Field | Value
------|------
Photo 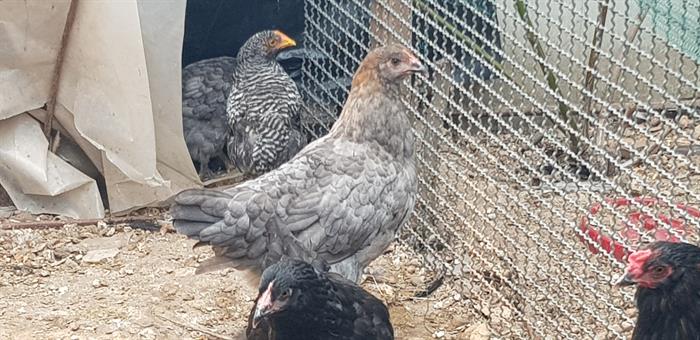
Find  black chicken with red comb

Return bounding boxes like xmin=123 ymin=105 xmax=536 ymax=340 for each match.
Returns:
xmin=616 ymin=241 xmax=700 ymax=340
xmin=243 ymin=258 xmax=394 ymax=340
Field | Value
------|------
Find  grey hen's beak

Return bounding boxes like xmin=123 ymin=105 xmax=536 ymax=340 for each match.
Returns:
xmin=405 ymin=53 xmax=427 ymax=75
xmin=614 ymin=271 xmax=637 ymax=287
xmin=409 ymin=57 xmax=428 ymax=76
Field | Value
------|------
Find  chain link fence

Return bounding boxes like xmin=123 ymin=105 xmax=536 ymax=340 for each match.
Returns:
xmin=299 ymin=0 xmax=700 ymax=338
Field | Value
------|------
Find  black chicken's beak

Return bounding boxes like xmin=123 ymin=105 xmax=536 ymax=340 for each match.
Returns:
xmin=252 ymin=306 xmax=268 ymax=328
xmin=252 ymin=282 xmax=274 ymax=328
xmin=615 ymin=272 xmax=637 ymax=287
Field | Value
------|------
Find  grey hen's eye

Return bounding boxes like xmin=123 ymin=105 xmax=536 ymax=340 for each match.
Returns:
xmin=390 ymin=57 xmax=400 ymax=66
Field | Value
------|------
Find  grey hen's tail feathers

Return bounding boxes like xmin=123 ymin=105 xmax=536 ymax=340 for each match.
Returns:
xmin=170 ymin=188 xmax=325 ymax=280
xmin=170 ymin=188 xmax=233 ymax=239
xmin=171 ymin=188 xmax=271 ymax=279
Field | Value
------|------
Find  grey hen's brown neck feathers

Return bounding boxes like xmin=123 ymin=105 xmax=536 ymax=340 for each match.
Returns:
xmin=329 ymin=76 xmax=413 ymax=161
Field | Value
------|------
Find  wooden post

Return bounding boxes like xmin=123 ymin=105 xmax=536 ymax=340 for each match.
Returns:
xmin=43 ymin=0 xmax=80 ymax=151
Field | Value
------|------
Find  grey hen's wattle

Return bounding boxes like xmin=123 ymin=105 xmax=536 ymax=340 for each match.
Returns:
xmin=226 ymin=34 xmax=306 ymax=176
xmin=182 ymin=56 xmax=237 ymax=178
xmin=244 ymin=258 xmax=394 ymax=340
xmin=171 ymin=45 xmax=420 ymax=284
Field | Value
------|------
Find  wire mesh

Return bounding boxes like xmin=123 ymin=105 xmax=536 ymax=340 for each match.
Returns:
xmin=300 ymin=0 xmax=700 ymax=338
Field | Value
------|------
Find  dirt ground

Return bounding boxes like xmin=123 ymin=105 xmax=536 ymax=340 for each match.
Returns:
xmin=0 ymin=210 xmax=487 ymax=340
xmin=3 ymin=113 xmax=695 ymax=340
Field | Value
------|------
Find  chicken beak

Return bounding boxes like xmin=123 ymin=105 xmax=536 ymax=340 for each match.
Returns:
xmin=406 ymin=54 xmax=427 ymax=75
xmin=614 ymin=272 xmax=637 ymax=287
xmin=252 ymin=282 xmax=274 ymax=328
xmin=273 ymin=30 xmax=297 ymax=50
xmin=252 ymin=306 xmax=267 ymax=328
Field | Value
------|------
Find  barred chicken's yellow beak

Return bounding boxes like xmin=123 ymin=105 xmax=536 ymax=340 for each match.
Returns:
xmin=273 ymin=30 xmax=296 ymax=50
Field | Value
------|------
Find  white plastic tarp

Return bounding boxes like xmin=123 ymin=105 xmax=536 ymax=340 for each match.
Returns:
xmin=0 ymin=0 xmax=200 ymax=218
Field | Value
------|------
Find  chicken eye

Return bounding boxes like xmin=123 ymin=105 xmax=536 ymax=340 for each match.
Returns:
xmin=278 ymin=288 xmax=292 ymax=300
xmin=650 ymin=265 xmax=667 ymax=276
xmin=268 ymin=39 xmax=277 ymax=47
xmin=390 ymin=57 xmax=400 ymax=66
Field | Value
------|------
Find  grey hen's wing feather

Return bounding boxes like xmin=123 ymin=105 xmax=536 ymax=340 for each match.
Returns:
xmin=172 ymin=138 xmax=412 ymax=277
xmin=271 ymin=142 xmax=410 ymax=265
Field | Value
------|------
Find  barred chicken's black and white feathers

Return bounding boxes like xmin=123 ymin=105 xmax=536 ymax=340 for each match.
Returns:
xmin=226 ymin=32 xmax=305 ymax=175
xmin=182 ymin=56 xmax=236 ymax=178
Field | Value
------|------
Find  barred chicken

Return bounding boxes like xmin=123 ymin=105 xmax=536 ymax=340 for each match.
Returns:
xmin=171 ymin=45 xmax=424 ymax=283
xmin=182 ymin=56 xmax=236 ymax=178
xmin=226 ymin=30 xmax=305 ymax=175
xmin=616 ymin=241 xmax=700 ymax=340
xmin=244 ymin=258 xmax=394 ymax=340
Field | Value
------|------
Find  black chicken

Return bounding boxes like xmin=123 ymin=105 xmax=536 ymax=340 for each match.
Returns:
xmin=616 ymin=241 xmax=700 ymax=340
xmin=244 ymin=258 xmax=394 ymax=340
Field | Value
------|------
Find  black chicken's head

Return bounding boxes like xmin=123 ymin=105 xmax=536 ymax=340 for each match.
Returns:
xmin=238 ymin=30 xmax=296 ymax=62
xmin=616 ymin=241 xmax=700 ymax=290
xmin=252 ymin=258 xmax=322 ymax=328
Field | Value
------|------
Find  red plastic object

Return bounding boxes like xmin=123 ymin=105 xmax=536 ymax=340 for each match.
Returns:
xmin=578 ymin=196 xmax=697 ymax=262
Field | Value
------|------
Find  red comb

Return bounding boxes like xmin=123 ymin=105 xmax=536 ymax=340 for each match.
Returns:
xmin=577 ymin=196 xmax=696 ymax=262
xmin=627 ymin=249 xmax=654 ymax=276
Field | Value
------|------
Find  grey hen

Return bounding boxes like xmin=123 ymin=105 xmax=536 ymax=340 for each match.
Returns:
xmin=171 ymin=44 xmax=424 ymax=283
xmin=182 ymin=56 xmax=236 ymax=178
xmin=226 ymin=30 xmax=305 ymax=175
xmin=244 ymin=258 xmax=394 ymax=340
